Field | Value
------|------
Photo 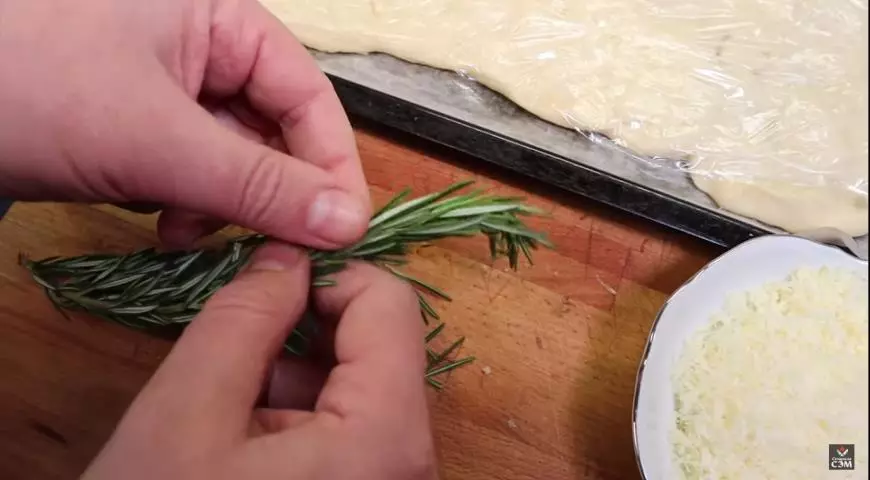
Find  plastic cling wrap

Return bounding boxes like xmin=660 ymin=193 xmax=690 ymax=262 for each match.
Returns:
xmin=262 ymin=0 xmax=870 ymax=238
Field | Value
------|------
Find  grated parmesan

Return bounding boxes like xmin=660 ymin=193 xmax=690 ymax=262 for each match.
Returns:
xmin=670 ymin=266 xmax=869 ymax=479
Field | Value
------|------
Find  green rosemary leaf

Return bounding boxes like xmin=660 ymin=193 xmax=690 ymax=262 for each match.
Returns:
xmin=507 ymin=236 xmax=519 ymax=270
xmin=170 ymin=250 xmax=204 ymax=280
xmin=374 ymin=256 xmax=407 ymax=266
xmin=417 ymin=293 xmax=440 ymax=323
xmin=122 ymin=251 xmax=162 ymax=273
xmin=350 ymin=241 xmax=399 ymax=258
xmin=440 ymin=203 xmax=523 ymax=218
xmin=313 ymin=262 xmax=348 ymax=278
xmin=184 ymin=253 xmax=234 ymax=306
xmin=29 ymin=271 xmax=60 ymax=291
xmin=426 ymin=192 xmax=487 ymax=217
xmin=61 ymin=292 xmax=119 ymax=311
xmin=189 ymin=287 xmax=218 ymax=309
xmin=230 ymin=241 xmax=243 ymax=262
xmin=137 ymin=262 xmax=168 ymax=276
xmin=81 ymin=272 xmax=147 ymax=294
xmin=387 ymin=267 xmax=451 ymax=301
xmin=426 ymin=377 xmax=444 ymax=390
xmin=371 ymin=187 xmax=412 ymax=220
xmin=488 ymin=235 xmax=499 ymax=261
xmin=425 ymin=356 xmax=476 ymax=378
xmin=141 ymin=313 xmax=171 ymax=326
xmin=312 ymin=258 xmax=350 ymax=267
xmin=519 ymin=241 xmax=535 ymax=266
xmin=172 ymin=270 xmax=210 ymax=297
xmin=406 ymin=216 xmax=485 ymax=237
xmin=168 ymin=313 xmax=197 ymax=324
xmin=516 ymin=204 xmax=547 ymax=216
xmin=109 ymin=304 xmax=160 ymax=316
xmin=44 ymin=288 xmax=74 ymax=320
xmin=229 ymin=247 xmax=257 ymax=276
xmin=376 ymin=207 xmax=440 ymax=233
xmin=368 ymin=180 xmax=474 ymax=229
xmin=368 ymin=191 xmax=441 ymax=229
xmin=428 ymin=336 xmax=466 ymax=368
xmin=399 ymin=228 xmax=479 ymax=243
xmin=27 ymin=255 xmax=61 ymax=266
xmin=143 ymin=286 xmax=181 ymax=297
xmin=480 ymin=219 xmax=551 ymax=245
xmin=425 ymin=323 xmax=446 ymax=343
xmin=283 ymin=343 xmax=307 ymax=356
xmin=88 ymin=257 xmax=124 ymax=285
xmin=350 ymin=230 xmax=395 ymax=252
xmin=289 ymin=326 xmax=311 ymax=344
xmin=119 ymin=273 xmax=163 ymax=303
xmin=43 ymin=256 xmax=117 ymax=270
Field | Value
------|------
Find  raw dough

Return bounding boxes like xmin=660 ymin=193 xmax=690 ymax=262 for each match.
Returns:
xmin=261 ymin=0 xmax=869 ymax=236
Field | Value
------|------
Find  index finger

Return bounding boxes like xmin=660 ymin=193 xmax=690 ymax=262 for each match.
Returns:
xmin=205 ymin=0 xmax=369 ymax=206
xmin=312 ymin=263 xmax=429 ymax=423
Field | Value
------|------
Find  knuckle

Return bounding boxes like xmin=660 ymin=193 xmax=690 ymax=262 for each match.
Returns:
xmin=203 ymin=279 xmax=291 ymax=319
xmin=235 ymin=148 xmax=289 ymax=231
xmin=277 ymin=79 xmax=332 ymax=132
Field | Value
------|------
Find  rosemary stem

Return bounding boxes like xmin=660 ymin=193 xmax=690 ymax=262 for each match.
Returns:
xmin=21 ymin=180 xmax=551 ymax=390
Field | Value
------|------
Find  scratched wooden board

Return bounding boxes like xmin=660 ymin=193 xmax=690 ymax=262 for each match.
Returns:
xmin=0 ymin=128 xmax=718 ymax=480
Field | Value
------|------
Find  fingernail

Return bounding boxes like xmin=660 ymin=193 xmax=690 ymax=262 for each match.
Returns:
xmin=249 ymin=244 xmax=303 ymax=272
xmin=307 ymin=190 xmax=368 ymax=244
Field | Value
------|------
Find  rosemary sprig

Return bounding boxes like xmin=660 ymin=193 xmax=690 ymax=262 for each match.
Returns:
xmin=20 ymin=181 xmax=551 ymax=387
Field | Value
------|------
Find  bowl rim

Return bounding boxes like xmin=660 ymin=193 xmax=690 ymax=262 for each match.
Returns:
xmin=629 ymin=233 xmax=868 ymax=479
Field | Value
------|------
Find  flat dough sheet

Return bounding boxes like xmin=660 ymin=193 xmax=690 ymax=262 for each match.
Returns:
xmin=261 ymin=0 xmax=869 ymax=237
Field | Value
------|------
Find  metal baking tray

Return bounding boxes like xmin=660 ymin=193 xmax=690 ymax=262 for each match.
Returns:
xmin=315 ymin=51 xmax=868 ymax=255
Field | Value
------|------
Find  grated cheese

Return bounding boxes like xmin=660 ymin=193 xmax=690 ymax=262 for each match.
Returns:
xmin=670 ymin=266 xmax=869 ymax=479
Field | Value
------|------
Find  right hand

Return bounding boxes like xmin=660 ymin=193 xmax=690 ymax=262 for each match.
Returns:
xmin=81 ymin=243 xmax=438 ymax=480
xmin=0 ymin=0 xmax=371 ymax=250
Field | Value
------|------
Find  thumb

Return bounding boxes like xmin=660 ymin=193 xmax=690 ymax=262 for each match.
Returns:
xmin=127 ymin=243 xmax=311 ymax=439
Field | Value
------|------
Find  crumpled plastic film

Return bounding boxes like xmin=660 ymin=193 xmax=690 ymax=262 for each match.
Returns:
xmin=261 ymin=0 xmax=869 ymax=237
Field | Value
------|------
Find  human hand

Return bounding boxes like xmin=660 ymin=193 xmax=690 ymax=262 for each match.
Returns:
xmin=0 ymin=0 xmax=370 ymax=250
xmin=81 ymin=243 xmax=438 ymax=480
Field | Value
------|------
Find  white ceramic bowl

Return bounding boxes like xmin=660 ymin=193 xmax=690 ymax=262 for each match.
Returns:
xmin=631 ymin=234 xmax=869 ymax=479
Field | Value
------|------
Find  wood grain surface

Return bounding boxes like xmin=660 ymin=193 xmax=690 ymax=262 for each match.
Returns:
xmin=0 ymin=125 xmax=720 ymax=480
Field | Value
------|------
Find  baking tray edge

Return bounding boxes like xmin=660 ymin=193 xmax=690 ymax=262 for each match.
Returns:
xmin=328 ymin=74 xmax=769 ymax=249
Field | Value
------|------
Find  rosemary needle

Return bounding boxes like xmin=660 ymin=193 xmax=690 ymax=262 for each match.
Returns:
xmin=428 ymin=336 xmax=467 ymax=369
xmin=21 ymin=181 xmax=552 ymax=388
xmin=425 ymin=323 xmax=447 ymax=343
xmin=426 ymin=378 xmax=444 ymax=390
xmin=425 ymin=357 xmax=477 ymax=378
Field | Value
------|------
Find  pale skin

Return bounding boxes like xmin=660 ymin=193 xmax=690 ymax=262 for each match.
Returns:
xmin=0 ymin=0 xmax=437 ymax=479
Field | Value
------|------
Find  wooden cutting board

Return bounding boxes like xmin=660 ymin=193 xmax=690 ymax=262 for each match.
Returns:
xmin=0 ymin=126 xmax=720 ymax=480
